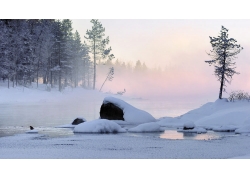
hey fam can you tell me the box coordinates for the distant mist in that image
[95,57,250,103]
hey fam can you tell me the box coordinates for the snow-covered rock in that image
[177,127,207,134]
[71,117,86,125]
[102,96,156,124]
[183,121,195,129]
[128,122,164,133]
[73,119,126,133]
[212,126,237,132]
[55,117,87,128]
[235,125,250,134]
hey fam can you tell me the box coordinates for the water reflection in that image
[183,132,197,138]
[159,130,234,140]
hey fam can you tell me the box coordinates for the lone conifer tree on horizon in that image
[205,26,243,99]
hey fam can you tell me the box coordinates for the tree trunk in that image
[59,43,61,91]
[219,51,226,99]
[37,63,39,88]
[15,74,17,86]
[83,60,86,88]
[93,39,96,90]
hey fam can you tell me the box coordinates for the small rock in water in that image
[30,126,34,130]
[72,118,86,125]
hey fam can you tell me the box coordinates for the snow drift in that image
[128,122,164,133]
[158,99,250,132]
[73,119,126,133]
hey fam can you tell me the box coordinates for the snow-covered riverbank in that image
[1,95,250,159]
[1,84,250,179]
[2,82,250,156]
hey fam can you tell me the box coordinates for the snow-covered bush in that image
[228,90,250,102]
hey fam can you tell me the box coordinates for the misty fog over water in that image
[0,97,201,128]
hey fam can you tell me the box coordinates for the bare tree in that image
[99,67,114,92]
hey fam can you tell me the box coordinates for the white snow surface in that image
[1,132,250,159]
[235,125,250,134]
[158,99,250,131]
[128,122,164,133]
[25,129,38,134]
[74,119,126,133]
[212,126,237,132]
[103,96,156,124]
[2,84,250,159]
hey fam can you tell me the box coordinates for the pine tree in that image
[84,19,114,89]
[205,26,243,99]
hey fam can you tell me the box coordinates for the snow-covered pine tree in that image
[60,19,74,89]
[71,31,91,88]
[28,19,54,87]
[72,31,83,87]
[0,20,10,86]
[80,41,91,88]
[84,19,114,89]
[38,19,56,85]
[49,20,61,90]
[205,26,243,99]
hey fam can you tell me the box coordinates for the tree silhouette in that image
[205,26,243,99]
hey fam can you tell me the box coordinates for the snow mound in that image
[212,126,237,132]
[73,119,126,133]
[177,127,207,134]
[235,125,250,134]
[183,121,195,129]
[158,99,250,131]
[103,96,156,124]
[25,129,38,134]
[128,122,164,133]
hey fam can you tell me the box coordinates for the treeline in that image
[0,19,93,91]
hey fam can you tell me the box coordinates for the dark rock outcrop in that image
[183,126,194,130]
[100,103,124,120]
[30,126,34,130]
[72,118,85,125]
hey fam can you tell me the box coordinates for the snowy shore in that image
[1,83,250,159]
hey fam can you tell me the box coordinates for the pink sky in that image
[72,19,250,102]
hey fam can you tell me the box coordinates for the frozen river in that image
[0,98,234,140]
